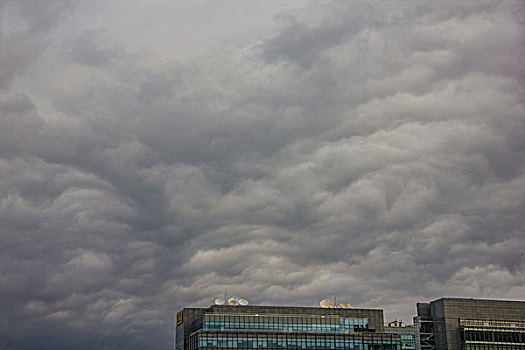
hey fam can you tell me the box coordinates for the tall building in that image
[175,304,402,350]
[413,297,525,350]
[384,320,415,350]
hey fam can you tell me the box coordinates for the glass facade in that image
[384,327,415,350]
[190,331,401,350]
[203,314,370,334]
[176,305,401,350]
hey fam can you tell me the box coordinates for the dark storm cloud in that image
[0,0,76,89]
[1,0,524,349]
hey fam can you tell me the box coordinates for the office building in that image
[413,297,525,350]
[175,303,402,350]
[385,320,415,350]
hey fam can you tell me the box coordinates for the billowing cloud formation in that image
[1,0,524,349]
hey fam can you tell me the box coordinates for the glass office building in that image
[175,305,402,350]
[384,320,415,350]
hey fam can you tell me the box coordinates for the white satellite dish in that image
[320,299,335,308]
[215,298,225,305]
[238,298,249,306]
[228,296,239,305]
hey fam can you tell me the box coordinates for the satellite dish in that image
[338,303,347,308]
[215,298,225,305]
[320,299,335,308]
[347,303,355,309]
[238,298,249,306]
[228,296,239,305]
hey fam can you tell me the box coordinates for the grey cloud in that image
[261,1,381,67]
[0,0,76,89]
[0,93,44,157]
[69,30,124,67]
[1,0,524,349]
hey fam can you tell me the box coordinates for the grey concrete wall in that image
[430,298,525,350]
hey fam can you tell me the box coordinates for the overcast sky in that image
[1,0,524,349]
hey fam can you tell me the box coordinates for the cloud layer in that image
[1,0,524,349]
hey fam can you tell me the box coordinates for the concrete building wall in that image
[442,298,525,350]
[428,298,525,350]
[429,300,447,350]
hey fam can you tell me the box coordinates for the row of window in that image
[461,319,525,329]
[464,330,523,344]
[204,321,368,334]
[205,315,368,325]
[188,333,401,350]
[203,315,369,334]
[465,345,525,350]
